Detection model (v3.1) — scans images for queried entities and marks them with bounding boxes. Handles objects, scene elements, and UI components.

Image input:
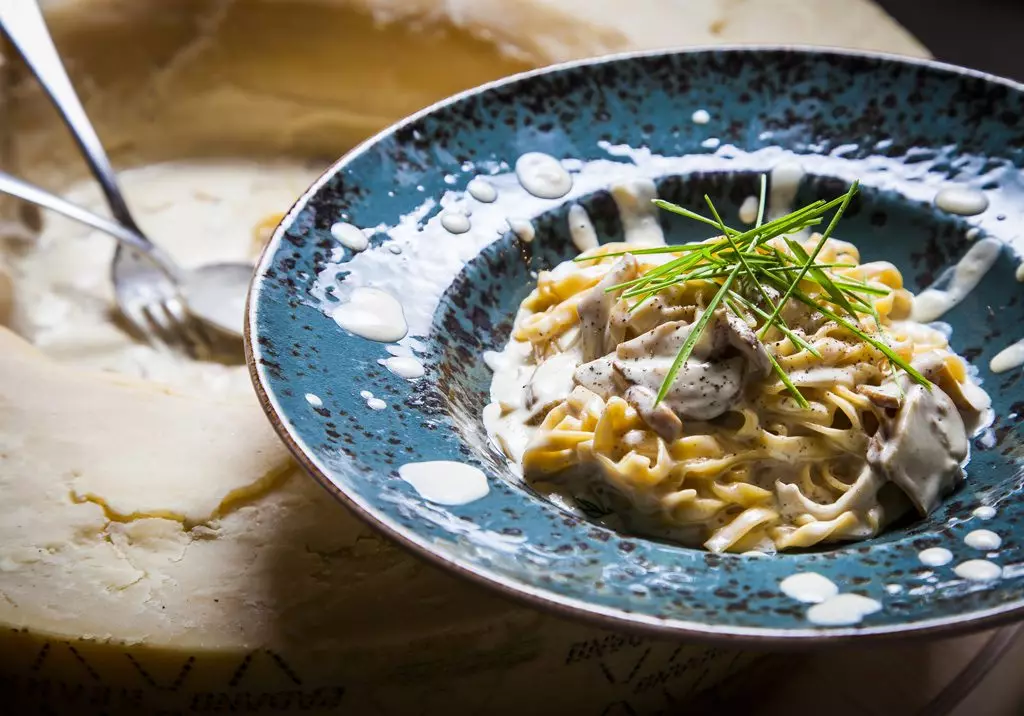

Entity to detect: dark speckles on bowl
[247,48,1024,645]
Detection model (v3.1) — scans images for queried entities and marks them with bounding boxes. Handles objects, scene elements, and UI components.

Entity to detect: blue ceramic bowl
[247,47,1024,644]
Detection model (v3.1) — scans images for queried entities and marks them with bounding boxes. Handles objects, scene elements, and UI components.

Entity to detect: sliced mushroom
[912,351,991,417]
[624,385,683,442]
[867,382,968,516]
[613,318,746,421]
[577,254,637,361]
[573,356,621,399]
[857,383,902,410]
[719,311,772,380]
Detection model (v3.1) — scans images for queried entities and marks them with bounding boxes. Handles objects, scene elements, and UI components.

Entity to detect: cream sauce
[367,397,387,411]
[440,210,471,234]
[964,529,1001,550]
[700,138,721,150]
[380,356,425,379]
[305,393,323,408]
[691,109,711,125]
[768,160,805,220]
[467,177,497,203]
[779,573,838,603]
[935,187,989,216]
[483,335,574,463]
[954,559,1002,581]
[330,221,370,252]
[482,350,505,372]
[333,287,408,342]
[911,238,1002,322]
[398,461,490,506]
[918,547,953,567]
[609,179,664,245]
[508,218,536,244]
[990,339,1024,373]
[738,195,759,225]
[568,204,599,252]
[515,152,572,199]
[806,593,882,626]
[974,505,997,520]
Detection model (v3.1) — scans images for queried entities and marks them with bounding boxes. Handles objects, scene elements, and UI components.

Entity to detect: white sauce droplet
[700,137,721,149]
[691,109,711,125]
[515,152,572,199]
[965,529,1002,550]
[381,355,425,379]
[935,187,990,216]
[367,397,387,411]
[954,559,1002,581]
[568,204,599,252]
[768,160,805,220]
[610,179,665,245]
[885,584,903,595]
[977,429,997,449]
[911,238,1002,322]
[305,393,323,407]
[927,321,954,339]
[806,594,882,626]
[779,573,838,604]
[360,390,373,400]
[508,217,536,244]
[974,505,997,520]
[738,195,759,225]
[918,547,954,566]
[333,287,408,342]
[483,350,505,372]
[399,461,490,505]
[991,338,1024,373]
[440,209,471,234]
[330,222,369,252]
[467,176,497,203]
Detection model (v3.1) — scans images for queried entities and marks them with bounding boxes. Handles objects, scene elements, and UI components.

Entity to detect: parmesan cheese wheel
[0,263,12,326]
[0,0,926,713]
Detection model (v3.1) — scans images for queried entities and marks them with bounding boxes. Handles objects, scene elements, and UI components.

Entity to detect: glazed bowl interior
[248,47,1024,644]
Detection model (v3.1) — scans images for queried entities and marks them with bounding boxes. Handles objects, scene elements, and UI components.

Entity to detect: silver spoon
[0,0,253,344]
[0,170,254,337]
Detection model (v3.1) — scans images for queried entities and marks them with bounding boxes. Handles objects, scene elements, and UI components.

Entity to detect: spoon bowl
[180,262,256,337]
[0,169,253,340]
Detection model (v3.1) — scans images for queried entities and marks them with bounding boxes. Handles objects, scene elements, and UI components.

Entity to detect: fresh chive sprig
[580,175,929,406]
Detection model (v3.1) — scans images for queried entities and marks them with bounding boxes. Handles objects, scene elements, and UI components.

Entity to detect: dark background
[879,0,1024,80]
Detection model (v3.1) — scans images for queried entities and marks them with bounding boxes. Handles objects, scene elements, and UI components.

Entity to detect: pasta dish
[485,179,990,553]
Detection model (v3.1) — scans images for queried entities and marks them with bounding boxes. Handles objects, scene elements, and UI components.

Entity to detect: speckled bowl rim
[245,45,1024,647]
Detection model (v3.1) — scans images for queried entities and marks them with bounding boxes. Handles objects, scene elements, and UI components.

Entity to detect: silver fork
[0,0,210,357]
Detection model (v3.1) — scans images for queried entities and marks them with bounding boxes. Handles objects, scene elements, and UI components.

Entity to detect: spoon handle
[0,170,177,273]
[0,0,145,237]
